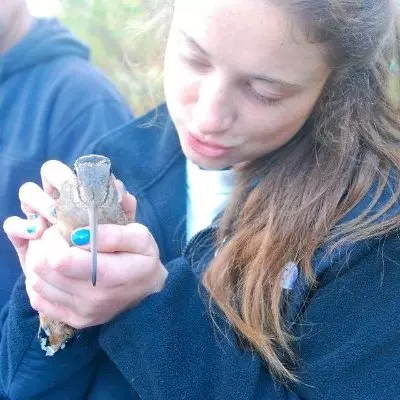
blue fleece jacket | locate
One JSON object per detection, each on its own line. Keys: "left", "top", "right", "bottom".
{"left": 1, "top": 106, "right": 400, "bottom": 399}
{"left": 0, "top": 18, "right": 133, "bottom": 308}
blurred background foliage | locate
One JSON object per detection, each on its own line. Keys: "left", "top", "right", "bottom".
{"left": 36, "top": 0, "right": 399, "bottom": 114}
{"left": 59, "top": 0, "right": 170, "bottom": 116}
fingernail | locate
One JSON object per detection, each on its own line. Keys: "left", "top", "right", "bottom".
{"left": 71, "top": 228, "right": 90, "bottom": 246}
{"left": 27, "top": 225, "right": 37, "bottom": 234}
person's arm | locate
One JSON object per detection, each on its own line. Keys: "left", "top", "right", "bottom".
{"left": 0, "top": 275, "right": 101, "bottom": 399}
{"left": 2, "top": 161, "right": 294, "bottom": 399}
{"left": 99, "top": 234, "right": 400, "bottom": 399}
{"left": 292, "top": 233, "right": 400, "bottom": 399}
{"left": 99, "top": 255, "right": 292, "bottom": 400}
{"left": 0, "top": 260, "right": 291, "bottom": 400}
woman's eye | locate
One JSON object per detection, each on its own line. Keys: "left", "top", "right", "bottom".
{"left": 246, "top": 83, "right": 281, "bottom": 105}
{"left": 180, "top": 53, "right": 210, "bottom": 70}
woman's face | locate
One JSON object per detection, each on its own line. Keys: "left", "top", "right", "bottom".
{"left": 164, "top": 0, "right": 331, "bottom": 170}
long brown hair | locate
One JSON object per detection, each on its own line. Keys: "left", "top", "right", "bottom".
{"left": 202, "top": 0, "right": 400, "bottom": 382}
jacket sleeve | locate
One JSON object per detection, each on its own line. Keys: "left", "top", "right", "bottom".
{"left": 0, "top": 275, "right": 101, "bottom": 400}
{"left": 291, "top": 233, "right": 400, "bottom": 399}
{"left": 98, "top": 256, "right": 292, "bottom": 400}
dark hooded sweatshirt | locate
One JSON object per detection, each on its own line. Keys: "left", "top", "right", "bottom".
{"left": 0, "top": 18, "right": 133, "bottom": 307}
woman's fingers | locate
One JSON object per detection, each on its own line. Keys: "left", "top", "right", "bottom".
{"left": 3, "top": 216, "right": 49, "bottom": 271}
{"left": 25, "top": 284, "right": 79, "bottom": 328}
{"left": 71, "top": 223, "right": 157, "bottom": 255}
{"left": 26, "top": 270, "right": 75, "bottom": 308}
{"left": 40, "top": 159, "right": 74, "bottom": 196}
{"left": 19, "top": 182, "right": 57, "bottom": 224}
{"left": 17, "top": 160, "right": 72, "bottom": 225}
{"left": 23, "top": 219, "right": 166, "bottom": 329}
{"left": 3, "top": 216, "right": 30, "bottom": 270}
{"left": 24, "top": 228, "right": 96, "bottom": 327}
{"left": 42, "top": 224, "right": 159, "bottom": 285}
{"left": 3, "top": 215, "right": 47, "bottom": 240}
{"left": 54, "top": 248, "right": 149, "bottom": 283}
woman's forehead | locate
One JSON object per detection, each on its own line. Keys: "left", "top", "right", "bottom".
{"left": 172, "top": 0, "right": 330, "bottom": 86}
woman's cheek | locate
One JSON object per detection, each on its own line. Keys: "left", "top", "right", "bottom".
{"left": 174, "top": 68, "right": 201, "bottom": 106}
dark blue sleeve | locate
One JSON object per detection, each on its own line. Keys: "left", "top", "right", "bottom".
{"left": 48, "top": 99, "right": 133, "bottom": 165}
{"left": 0, "top": 275, "right": 101, "bottom": 399}
{"left": 98, "top": 258, "right": 290, "bottom": 400}
{"left": 291, "top": 234, "right": 400, "bottom": 399}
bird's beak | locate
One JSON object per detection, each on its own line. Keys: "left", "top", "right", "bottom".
{"left": 88, "top": 205, "right": 98, "bottom": 286}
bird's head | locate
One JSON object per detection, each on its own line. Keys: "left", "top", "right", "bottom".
{"left": 73, "top": 154, "right": 112, "bottom": 207}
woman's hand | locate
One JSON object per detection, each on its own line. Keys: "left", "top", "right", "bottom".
{"left": 22, "top": 222, "right": 168, "bottom": 328}
{"left": 3, "top": 160, "right": 135, "bottom": 272}
{"left": 3, "top": 159, "right": 168, "bottom": 328}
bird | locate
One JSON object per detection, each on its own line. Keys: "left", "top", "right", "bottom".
{"left": 39, "top": 154, "right": 130, "bottom": 356}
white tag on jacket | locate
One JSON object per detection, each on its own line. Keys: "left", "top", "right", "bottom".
{"left": 280, "top": 261, "right": 299, "bottom": 290}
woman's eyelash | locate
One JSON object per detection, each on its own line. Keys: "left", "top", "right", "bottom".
{"left": 180, "top": 53, "right": 210, "bottom": 69}
{"left": 246, "top": 84, "right": 281, "bottom": 105}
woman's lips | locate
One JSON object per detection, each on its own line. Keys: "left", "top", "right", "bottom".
{"left": 187, "top": 134, "right": 232, "bottom": 158}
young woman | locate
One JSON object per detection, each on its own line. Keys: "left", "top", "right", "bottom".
{"left": 1, "top": 0, "right": 400, "bottom": 398}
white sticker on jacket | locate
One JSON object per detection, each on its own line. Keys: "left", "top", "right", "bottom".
{"left": 281, "top": 261, "right": 299, "bottom": 290}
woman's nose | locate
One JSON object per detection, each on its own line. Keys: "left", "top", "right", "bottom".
{"left": 191, "top": 77, "right": 236, "bottom": 134}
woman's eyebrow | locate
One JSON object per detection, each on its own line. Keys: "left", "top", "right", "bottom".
{"left": 179, "top": 30, "right": 210, "bottom": 56}
{"left": 179, "top": 30, "right": 301, "bottom": 90}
